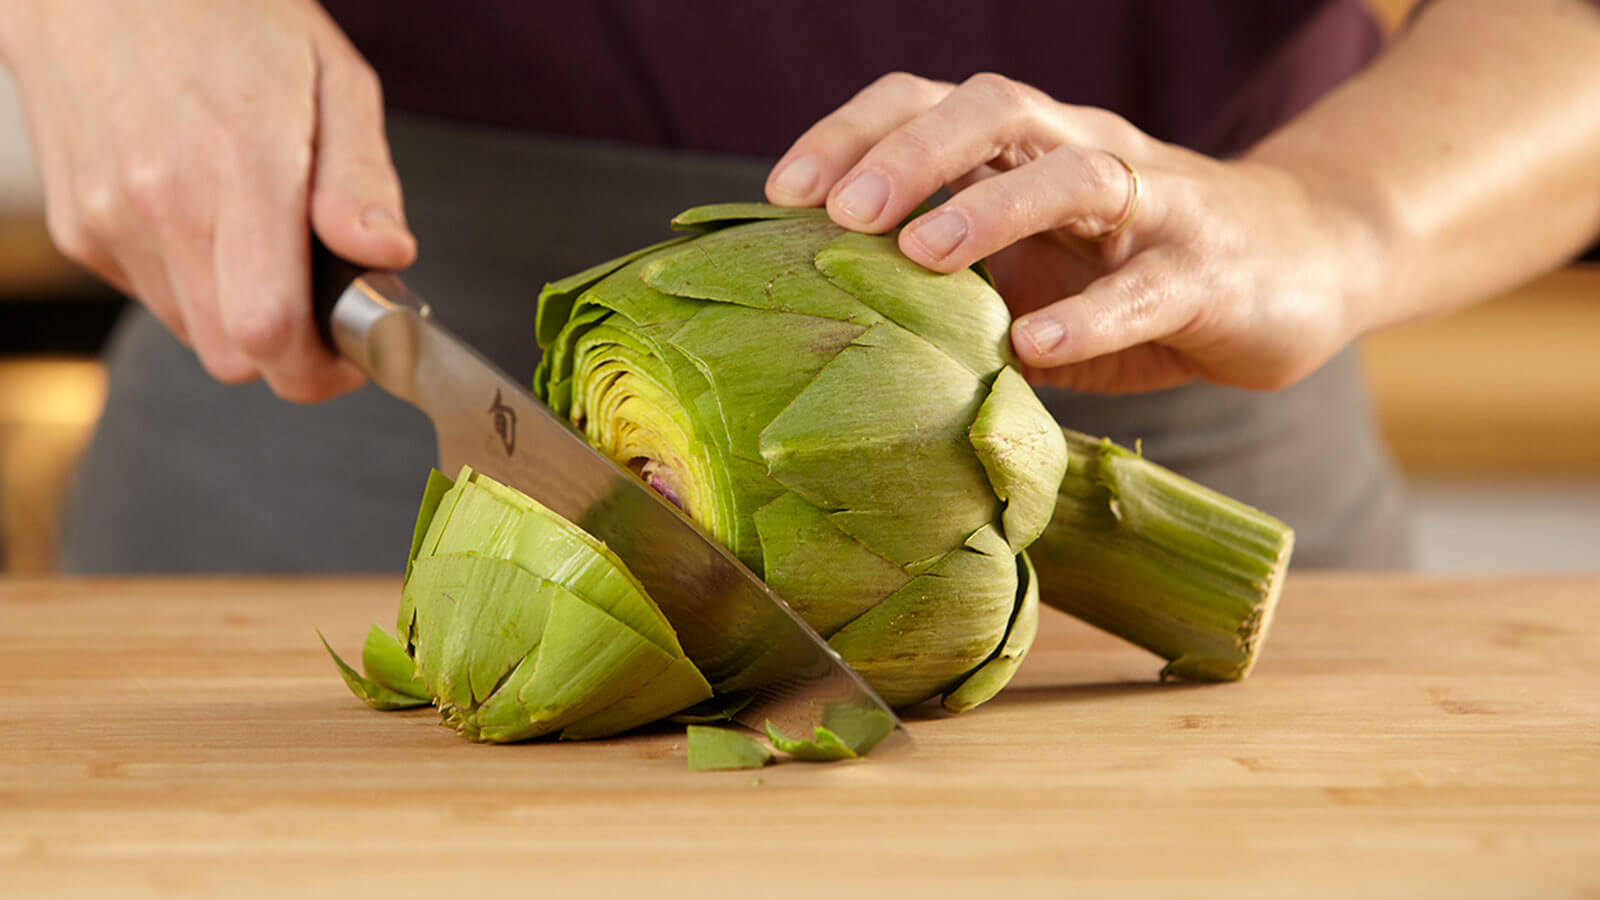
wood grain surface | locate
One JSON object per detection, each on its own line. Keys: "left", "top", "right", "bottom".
{"left": 1, "top": 575, "right": 1597, "bottom": 899}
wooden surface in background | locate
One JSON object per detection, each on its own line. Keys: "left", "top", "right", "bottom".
{"left": 0, "top": 359, "right": 106, "bottom": 573}
{"left": 1, "top": 574, "right": 1596, "bottom": 898}
{"left": 1363, "top": 266, "right": 1600, "bottom": 475}
{"left": 0, "top": 219, "right": 86, "bottom": 297}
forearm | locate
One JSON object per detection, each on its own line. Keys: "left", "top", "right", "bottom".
{"left": 1248, "top": 0, "right": 1600, "bottom": 335}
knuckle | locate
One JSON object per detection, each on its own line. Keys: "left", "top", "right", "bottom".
{"left": 348, "top": 59, "right": 386, "bottom": 109}
{"left": 73, "top": 178, "right": 126, "bottom": 242}
{"left": 223, "top": 302, "right": 299, "bottom": 360}
{"left": 118, "top": 152, "right": 178, "bottom": 223}
{"left": 871, "top": 71, "right": 927, "bottom": 98}
{"left": 1080, "top": 151, "right": 1125, "bottom": 197}
{"left": 965, "top": 72, "right": 1031, "bottom": 110}
{"left": 886, "top": 124, "right": 944, "bottom": 171}
{"left": 983, "top": 177, "right": 1034, "bottom": 223}
{"left": 1111, "top": 270, "right": 1166, "bottom": 328}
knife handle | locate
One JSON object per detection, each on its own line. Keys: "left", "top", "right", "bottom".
{"left": 308, "top": 237, "right": 432, "bottom": 401}
{"left": 310, "top": 238, "right": 370, "bottom": 351}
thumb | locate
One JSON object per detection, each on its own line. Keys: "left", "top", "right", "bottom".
{"left": 308, "top": 45, "right": 416, "bottom": 270}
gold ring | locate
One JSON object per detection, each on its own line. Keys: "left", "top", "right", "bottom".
{"left": 1087, "top": 151, "right": 1142, "bottom": 242}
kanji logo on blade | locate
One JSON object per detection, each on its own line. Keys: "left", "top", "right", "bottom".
{"left": 488, "top": 389, "right": 516, "bottom": 455}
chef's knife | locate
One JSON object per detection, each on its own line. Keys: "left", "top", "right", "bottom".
{"left": 311, "top": 244, "right": 910, "bottom": 756}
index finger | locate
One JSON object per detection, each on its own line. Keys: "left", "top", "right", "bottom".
{"left": 212, "top": 140, "right": 363, "bottom": 404}
{"left": 765, "top": 72, "right": 952, "bottom": 208}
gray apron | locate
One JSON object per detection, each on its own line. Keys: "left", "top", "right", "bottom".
{"left": 62, "top": 114, "right": 1413, "bottom": 573}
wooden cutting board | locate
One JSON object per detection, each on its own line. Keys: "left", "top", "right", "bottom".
{"left": 1, "top": 574, "right": 1596, "bottom": 899}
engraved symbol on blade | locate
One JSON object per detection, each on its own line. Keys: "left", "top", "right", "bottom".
{"left": 488, "top": 389, "right": 516, "bottom": 455}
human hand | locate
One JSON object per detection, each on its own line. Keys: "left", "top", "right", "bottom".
{"left": 764, "top": 73, "right": 1384, "bottom": 394}
{"left": 0, "top": 0, "right": 415, "bottom": 402}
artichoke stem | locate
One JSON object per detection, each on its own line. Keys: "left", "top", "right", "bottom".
{"left": 1030, "top": 430, "right": 1294, "bottom": 682}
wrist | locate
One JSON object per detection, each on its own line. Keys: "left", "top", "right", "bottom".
{"left": 1241, "top": 149, "right": 1404, "bottom": 342}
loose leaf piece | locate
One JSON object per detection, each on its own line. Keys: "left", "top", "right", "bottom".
{"left": 765, "top": 721, "right": 858, "bottom": 762}
{"left": 687, "top": 726, "right": 773, "bottom": 771}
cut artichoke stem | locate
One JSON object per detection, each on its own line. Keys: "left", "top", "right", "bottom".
{"left": 1030, "top": 430, "right": 1295, "bottom": 682}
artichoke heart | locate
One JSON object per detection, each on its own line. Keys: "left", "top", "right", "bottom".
{"left": 535, "top": 203, "right": 1068, "bottom": 711}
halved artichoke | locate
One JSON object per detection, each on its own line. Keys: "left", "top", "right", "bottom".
{"left": 534, "top": 203, "right": 1067, "bottom": 710}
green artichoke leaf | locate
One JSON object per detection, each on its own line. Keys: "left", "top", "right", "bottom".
{"left": 814, "top": 229, "right": 1012, "bottom": 380}
{"left": 826, "top": 524, "right": 1017, "bottom": 708}
{"left": 319, "top": 631, "right": 430, "bottom": 711}
{"left": 752, "top": 491, "right": 910, "bottom": 636}
{"left": 941, "top": 551, "right": 1042, "bottom": 713}
{"left": 687, "top": 725, "right": 774, "bottom": 770}
{"left": 536, "top": 234, "right": 694, "bottom": 348}
{"left": 765, "top": 721, "right": 858, "bottom": 762}
{"left": 360, "top": 624, "right": 429, "bottom": 700}
{"left": 670, "top": 202, "right": 828, "bottom": 231}
{"left": 759, "top": 321, "right": 997, "bottom": 568}
{"left": 969, "top": 366, "right": 1070, "bottom": 551}
{"left": 406, "top": 469, "right": 456, "bottom": 579}
{"left": 429, "top": 478, "right": 529, "bottom": 559}
{"left": 562, "top": 656, "right": 712, "bottom": 741}
{"left": 644, "top": 217, "right": 881, "bottom": 323}
{"left": 406, "top": 553, "right": 551, "bottom": 715}
{"left": 534, "top": 304, "right": 610, "bottom": 402}
{"left": 473, "top": 587, "right": 674, "bottom": 742}
{"left": 820, "top": 702, "right": 897, "bottom": 756}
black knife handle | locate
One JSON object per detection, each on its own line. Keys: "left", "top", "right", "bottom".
{"left": 310, "top": 238, "right": 370, "bottom": 350}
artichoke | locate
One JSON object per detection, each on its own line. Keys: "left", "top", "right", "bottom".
{"left": 328, "top": 465, "right": 713, "bottom": 742}
{"left": 324, "top": 202, "right": 1296, "bottom": 750}
{"left": 533, "top": 202, "right": 1067, "bottom": 711}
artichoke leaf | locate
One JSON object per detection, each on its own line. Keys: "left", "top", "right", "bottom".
{"left": 765, "top": 721, "right": 858, "bottom": 762}
{"left": 645, "top": 217, "right": 880, "bottom": 323}
{"left": 472, "top": 588, "right": 674, "bottom": 742}
{"left": 759, "top": 321, "right": 997, "bottom": 568}
{"left": 319, "top": 631, "right": 430, "bottom": 711}
{"left": 752, "top": 491, "right": 911, "bottom": 636}
{"left": 359, "top": 624, "right": 429, "bottom": 700}
{"left": 942, "top": 551, "right": 1042, "bottom": 713}
{"left": 815, "top": 229, "right": 1011, "bottom": 380}
{"left": 561, "top": 656, "right": 712, "bottom": 741}
{"left": 826, "top": 524, "right": 1017, "bottom": 708}
{"left": 536, "top": 233, "right": 694, "bottom": 348}
{"left": 686, "top": 725, "right": 774, "bottom": 770}
{"left": 670, "top": 202, "right": 828, "bottom": 231}
{"left": 969, "top": 366, "right": 1070, "bottom": 551}
{"left": 406, "top": 553, "right": 551, "bottom": 714}
{"left": 406, "top": 469, "right": 456, "bottom": 579}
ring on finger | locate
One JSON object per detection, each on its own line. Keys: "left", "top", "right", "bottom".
{"left": 1087, "top": 151, "right": 1142, "bottom": 242}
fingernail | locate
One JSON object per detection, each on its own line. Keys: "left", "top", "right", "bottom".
{"left": 361, "top": 206, "right": 409, "bottom": 240}
{"left": 836, "top": 170, "right": 890, "bottom": 224}
{"left": 770, "top": 156, "right": 820, "bottom": 201}
{"left": 1017, "top": 316, "right": 1065, "bottom": 357}
{"left": 908, "top": 208, "right": 968, "bottom": 260}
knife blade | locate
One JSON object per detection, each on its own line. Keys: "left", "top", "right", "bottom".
{"left": 311, "top": 246, "right": 910, "bottom": 756}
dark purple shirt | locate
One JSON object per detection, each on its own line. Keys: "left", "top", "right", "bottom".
{"left": 321, "top": 1, "right": 1382, "bottom": 158}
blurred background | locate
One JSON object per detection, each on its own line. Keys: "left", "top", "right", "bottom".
{"left": 1, "top": 1, "right": 1596, "bottom": 575}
